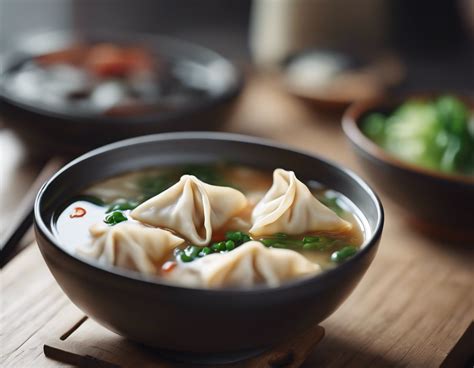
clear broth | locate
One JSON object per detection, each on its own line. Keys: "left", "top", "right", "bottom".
{"left": 54, "top": 165, "right": 366, "bottom": 273}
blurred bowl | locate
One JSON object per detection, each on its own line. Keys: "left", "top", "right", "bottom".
{"left": 343, "top": 96, "right": 474, "bottom": 242}
{"left": 282, "top": 50, "right": 404, "bottom": 110}
{"left": 0, "top": 30, "right": 242, "bottom": 156}
{"left": 34, "top": 132, "right": 383, "bottom": 360}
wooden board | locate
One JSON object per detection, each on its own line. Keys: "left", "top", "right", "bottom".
{"left": 1, "top": 73, "right": 473, "bottom": 367}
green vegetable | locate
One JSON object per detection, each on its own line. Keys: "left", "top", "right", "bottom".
{"left": 331, "top": 246, "right": 358, "bottom": 263}
{"left": 199, "top": 247, "right": 212, "bottom": 257}
{"left": 179, "top": 254, "right": 194, "bottom": 263}
{"left": 303, "top": 236, "right": 320, "bottom": 243}
{"left": 103, "top": 211, "right": 128, "bottom": 225}
{"left": 362, "top": 96, "right": 474, "bottom": 175}
{"left": 225, "top": 240, "right": 235, "bottom": 251}
{"left": 362, "top": 113, "right": 386, "bottom": 145}
{"left": 176, "top": 245, "right": 206, "bottom": 262}
{"left": 106, "top": 200, "right": 139, "bottom": 213}
{"left": 261, "top": 233, "right": 344, "bottom": 251}
{"left": 260, "top": 238, "right": 302, "bottom": 248}
{"left": 303, "top": 236, "right": 336, "bottom": 250}
{"left": 225, "top": 231, "right": 251, "bottom": 245}
{"left": 211, "top": 241, "right": 227, "bottom": 252}
{"left": 184, "top": 246, "right": 201, "bottom": 258}
{"left": 174, "top": 231, "right": 253, "bottom": 263}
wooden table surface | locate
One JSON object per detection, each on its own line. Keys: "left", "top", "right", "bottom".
{"left": 1, "top": 74, "right": 473, "bottom": 367}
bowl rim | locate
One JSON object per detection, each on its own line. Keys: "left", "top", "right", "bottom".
{"left": 34, "top": 131, "right": 384, "bottom": 295}
{"left": 0, "top": 28, "right": 243, "bottom": 124}
{"left": 342, "top": 95, "right": 474, "bottom": 185}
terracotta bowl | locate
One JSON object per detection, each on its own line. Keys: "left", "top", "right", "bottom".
{"left": 34, "top": 132, "right": 383, "bottom": 361}
{"left": 343, "top": 96, "right": 474, "bottom": 242}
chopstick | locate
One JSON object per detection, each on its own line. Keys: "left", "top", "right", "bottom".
{"left": 0, "top": 157, "right": 65, "bottom": 267}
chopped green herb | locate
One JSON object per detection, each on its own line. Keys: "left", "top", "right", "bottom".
{"left": 260, "top": 238, "right": 302, "bottom": 249}
{"left": 211, "top": 241, "right": 226, "bottom": 252}
{"left": 199, "top": 247, "right": 212, "bottom": 257}
{"left": 179, "top": 254, "right": 194, "bottom": 263}
{"left": 261, "top": 233, "right": 341, "bottom": 251}
{"left": 225, "top": 240, "right": 235, "bottom": 251}
{"left": 184, "top": 245, "right": 201, "bottom": 258}
{"left": 104, "top": 211, "right": 128, "bottom": 225}
{"left": 225, "top": 231, "right": 251, "bottom": 245}
{"left": 303, "top": 236, "right": 320, "bottom": 243}
{"left": 331, "top": 246, "right": 358, "bottom": 263}
{"left": 106, "top": 200, "right": 139, "bottom": 213}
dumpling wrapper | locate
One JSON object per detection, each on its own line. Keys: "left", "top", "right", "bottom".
{"left": 166, "top": 241, "right": 321, "bottom": 288}
{"left": 131, "top": 175, "right": 248, "bottom": 245}
{"left": 77, "top": 222, "right": 184, "bottom": 274}
{"left": 250, "top": 169, "right": 352, "bottom": 236}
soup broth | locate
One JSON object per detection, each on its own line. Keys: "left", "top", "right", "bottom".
{"left": 54, "top": 164, "right": 366, "bottom": 282}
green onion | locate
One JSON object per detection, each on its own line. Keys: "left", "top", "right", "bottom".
{"left": 179, "top": 254, "right": 194, "bottom": 263}
{"left": 225, "top": 231, "right": 251, "bottom": 245}
{"left": 225, "top": 240, "right": 235, "bottom": 251}
{"left": 103, "top": 211, "right": 128, "bottom": 225}
{"left": 184, "top": 246, "right": 201, "bottom": 258}
{"left": 303, "top": 236, "right": 320, "bottom": 243}
{"left": 106, "top": 200, "right": 139, "bottom": 213}
{"left": 199, "top": 247, "right": 212, "bottom": 257}
{"left": 225, "top": 231, "right": 243, "bottom": 242}
{"left": 211, "top": 241, "right": 226, "bottom": 252}
{"left": 260, "top": 238, "right": 302, "bottom": 248}
{"left": 331, "top": 246, "right": 358, "bottom": 263}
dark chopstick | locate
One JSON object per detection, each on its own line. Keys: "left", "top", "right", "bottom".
{"left": 0, "top": 209, "right": 34, "bottom": 267}
{"left": 0, "top": 157, "right": 65, "bottom": 267}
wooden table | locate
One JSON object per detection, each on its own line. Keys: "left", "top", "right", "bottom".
{"left": 1, "top": 74, "right": 473, "bottom": 367}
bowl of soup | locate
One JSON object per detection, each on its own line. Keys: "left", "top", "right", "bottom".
{"left": 343, "top": 95, "right": 474, "bottom": 241}
{"left": 0, "top": 30, "right": 242, "bottom": 155}
{"left": 34, "top": 132, "right": 383, "bottom": 358}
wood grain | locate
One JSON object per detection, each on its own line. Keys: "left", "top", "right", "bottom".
{"left": 1, "top": 74, "right": 473, "bottom": 367}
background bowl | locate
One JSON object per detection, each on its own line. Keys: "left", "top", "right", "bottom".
{"left": 34, "top": 132, "right": 383, "bottom": 357}
{"left": 0, "top": 30, "right": 242, "bottom": 156}
{"left": 343, "top": 97, "right": 474, "bottom": 242}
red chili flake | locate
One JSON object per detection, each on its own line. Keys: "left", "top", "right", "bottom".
{"left": 162, "top": 261, "right": 177, "bottom": 273}
{"left": 69, "top": 207, "right": 87, "bottom": 218}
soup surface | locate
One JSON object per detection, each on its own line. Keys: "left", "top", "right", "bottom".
{"left": 54, "top": 164, "right": 366, "bottom": 286}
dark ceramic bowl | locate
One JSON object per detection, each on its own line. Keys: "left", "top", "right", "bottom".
{"left": 0, "top": 30, "right": 242, "bottom": 156}
{"left": 343, "top": 97, "right": 474, "bottom": 242}
{"left": 34, "top": 132, "right": 383, "bottom": 360}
